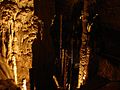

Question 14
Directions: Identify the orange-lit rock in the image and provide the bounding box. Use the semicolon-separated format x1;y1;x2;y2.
0;1;38;89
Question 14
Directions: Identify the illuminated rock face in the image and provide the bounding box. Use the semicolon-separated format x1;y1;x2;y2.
0;0;38;89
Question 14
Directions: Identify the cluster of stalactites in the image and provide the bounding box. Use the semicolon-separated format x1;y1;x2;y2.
0;1;38;87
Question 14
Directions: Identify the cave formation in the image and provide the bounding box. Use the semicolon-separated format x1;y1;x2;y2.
0;0;120;90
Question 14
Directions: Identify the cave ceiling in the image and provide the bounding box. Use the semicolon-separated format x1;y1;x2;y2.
96;0;120;31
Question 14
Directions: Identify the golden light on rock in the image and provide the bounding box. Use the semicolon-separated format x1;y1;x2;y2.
0;0;38;89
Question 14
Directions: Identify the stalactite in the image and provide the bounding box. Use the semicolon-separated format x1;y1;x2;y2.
1;30;6;62
7;20;14;65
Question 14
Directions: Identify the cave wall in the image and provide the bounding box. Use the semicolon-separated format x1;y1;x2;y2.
0;0;120;89
0;0;38;89
98;56;120;81
94;0;120;81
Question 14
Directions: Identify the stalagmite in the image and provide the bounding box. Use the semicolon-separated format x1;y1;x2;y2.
77;0;90;88
12;56;18;84
53;75;60;88
22;78;27;90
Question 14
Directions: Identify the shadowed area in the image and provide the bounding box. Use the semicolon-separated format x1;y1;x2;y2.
31;23;56;89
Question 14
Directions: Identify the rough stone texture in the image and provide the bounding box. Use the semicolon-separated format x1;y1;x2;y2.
98;57;120;81
0;1;38;89
0;79;20;90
